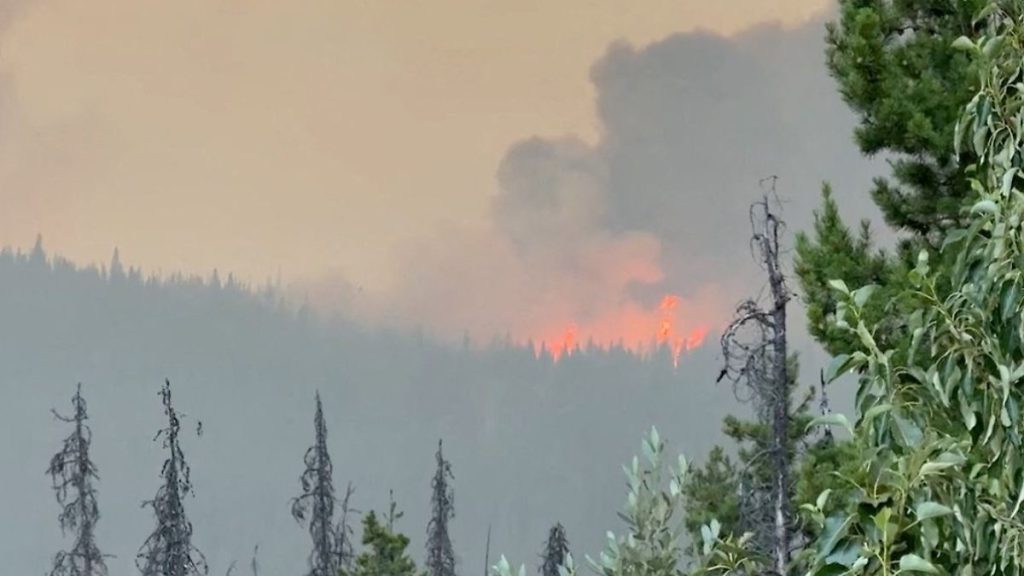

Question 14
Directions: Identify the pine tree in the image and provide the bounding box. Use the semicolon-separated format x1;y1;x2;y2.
291;391;339;576
426;440;456;576
137;379;208;576
797;0;990;356
539;524;569;576
47;383;108;576
343;510;422;576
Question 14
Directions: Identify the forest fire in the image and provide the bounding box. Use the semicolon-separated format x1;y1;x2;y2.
533;294;710;366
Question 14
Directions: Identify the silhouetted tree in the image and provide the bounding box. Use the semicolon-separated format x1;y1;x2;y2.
47;383;108;576
336;483;358;573
539;524;569;576
426;440;456;576
717;184;794;575
291;392;339;576
137;379;208;576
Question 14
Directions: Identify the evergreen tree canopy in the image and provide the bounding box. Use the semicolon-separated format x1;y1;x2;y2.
797;0;989;356
341;511;421;576
800;7;1024;575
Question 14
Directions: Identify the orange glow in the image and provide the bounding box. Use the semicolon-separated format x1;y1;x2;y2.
527;292;711;367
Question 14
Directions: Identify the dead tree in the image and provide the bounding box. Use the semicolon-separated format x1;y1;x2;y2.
539;523;569;576
818;370;834;446
426;440;456;576
717;183;793;576
483;525;491;576
336;483;358;573
137;379;208;576
249;546;260;576
291;391;339;576
47;383;108;576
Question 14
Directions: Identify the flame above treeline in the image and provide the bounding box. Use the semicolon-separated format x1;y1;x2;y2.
525;294;711;367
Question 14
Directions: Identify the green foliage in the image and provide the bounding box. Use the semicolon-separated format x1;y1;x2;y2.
684;354;841;569
494;429;691;576
682;446;739;555
341;511;421;576
804;8;1024;576
826;0;985;240
795;186;895;356
797;0;988;356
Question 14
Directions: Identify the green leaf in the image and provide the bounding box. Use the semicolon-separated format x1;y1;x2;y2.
971;199;999;215
825;543;861;568
899;554;939;574
920;452;966;476
863;403;893;424
817;515;853;561
853;285;878;308
915;501;953;521
952;36;977;52
1002;167;1019;196
825;354;854;382
816;489;832;511
828;279;851;295
809;413;854;436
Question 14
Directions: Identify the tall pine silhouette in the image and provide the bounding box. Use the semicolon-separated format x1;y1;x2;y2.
47;383;107;576
426;440;455;576
137;380;207;576
291;392;339;576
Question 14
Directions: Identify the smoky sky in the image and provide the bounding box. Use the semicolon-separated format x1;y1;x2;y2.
316;12;888;350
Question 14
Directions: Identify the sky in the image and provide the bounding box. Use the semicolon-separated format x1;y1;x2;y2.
0;0;879;353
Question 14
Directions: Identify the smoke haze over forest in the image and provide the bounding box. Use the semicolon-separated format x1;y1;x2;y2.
0;2;893;576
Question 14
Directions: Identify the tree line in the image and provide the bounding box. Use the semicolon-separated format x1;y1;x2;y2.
45;380;572;576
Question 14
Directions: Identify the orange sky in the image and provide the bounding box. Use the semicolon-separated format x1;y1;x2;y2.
0;0;831;288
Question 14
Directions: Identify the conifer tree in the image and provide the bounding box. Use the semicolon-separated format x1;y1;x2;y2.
291;392;339;576
426;440;456;576
539;524;569;576
47;383;108;576
343;510;421;576
797;0;989;357
137;379;207;576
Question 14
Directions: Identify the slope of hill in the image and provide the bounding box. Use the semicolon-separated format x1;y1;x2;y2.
0;242;741;576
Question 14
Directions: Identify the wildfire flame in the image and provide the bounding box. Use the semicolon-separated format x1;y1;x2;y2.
531;293;710;367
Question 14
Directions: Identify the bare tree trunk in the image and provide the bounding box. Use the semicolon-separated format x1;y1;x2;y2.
718;183;792;575
760;194;791;576
483;524;491;576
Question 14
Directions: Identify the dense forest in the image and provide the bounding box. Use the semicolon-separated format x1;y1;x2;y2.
0;239;740;576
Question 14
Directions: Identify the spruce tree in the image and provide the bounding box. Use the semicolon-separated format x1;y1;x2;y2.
291;391;339;576
539;524;569;576
426;440;456;576
797;0;996;359
343;510;421;576
47;383;108;576
137;379;207;576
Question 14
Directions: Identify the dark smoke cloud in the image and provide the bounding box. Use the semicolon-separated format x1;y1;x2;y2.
313;15;887;351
